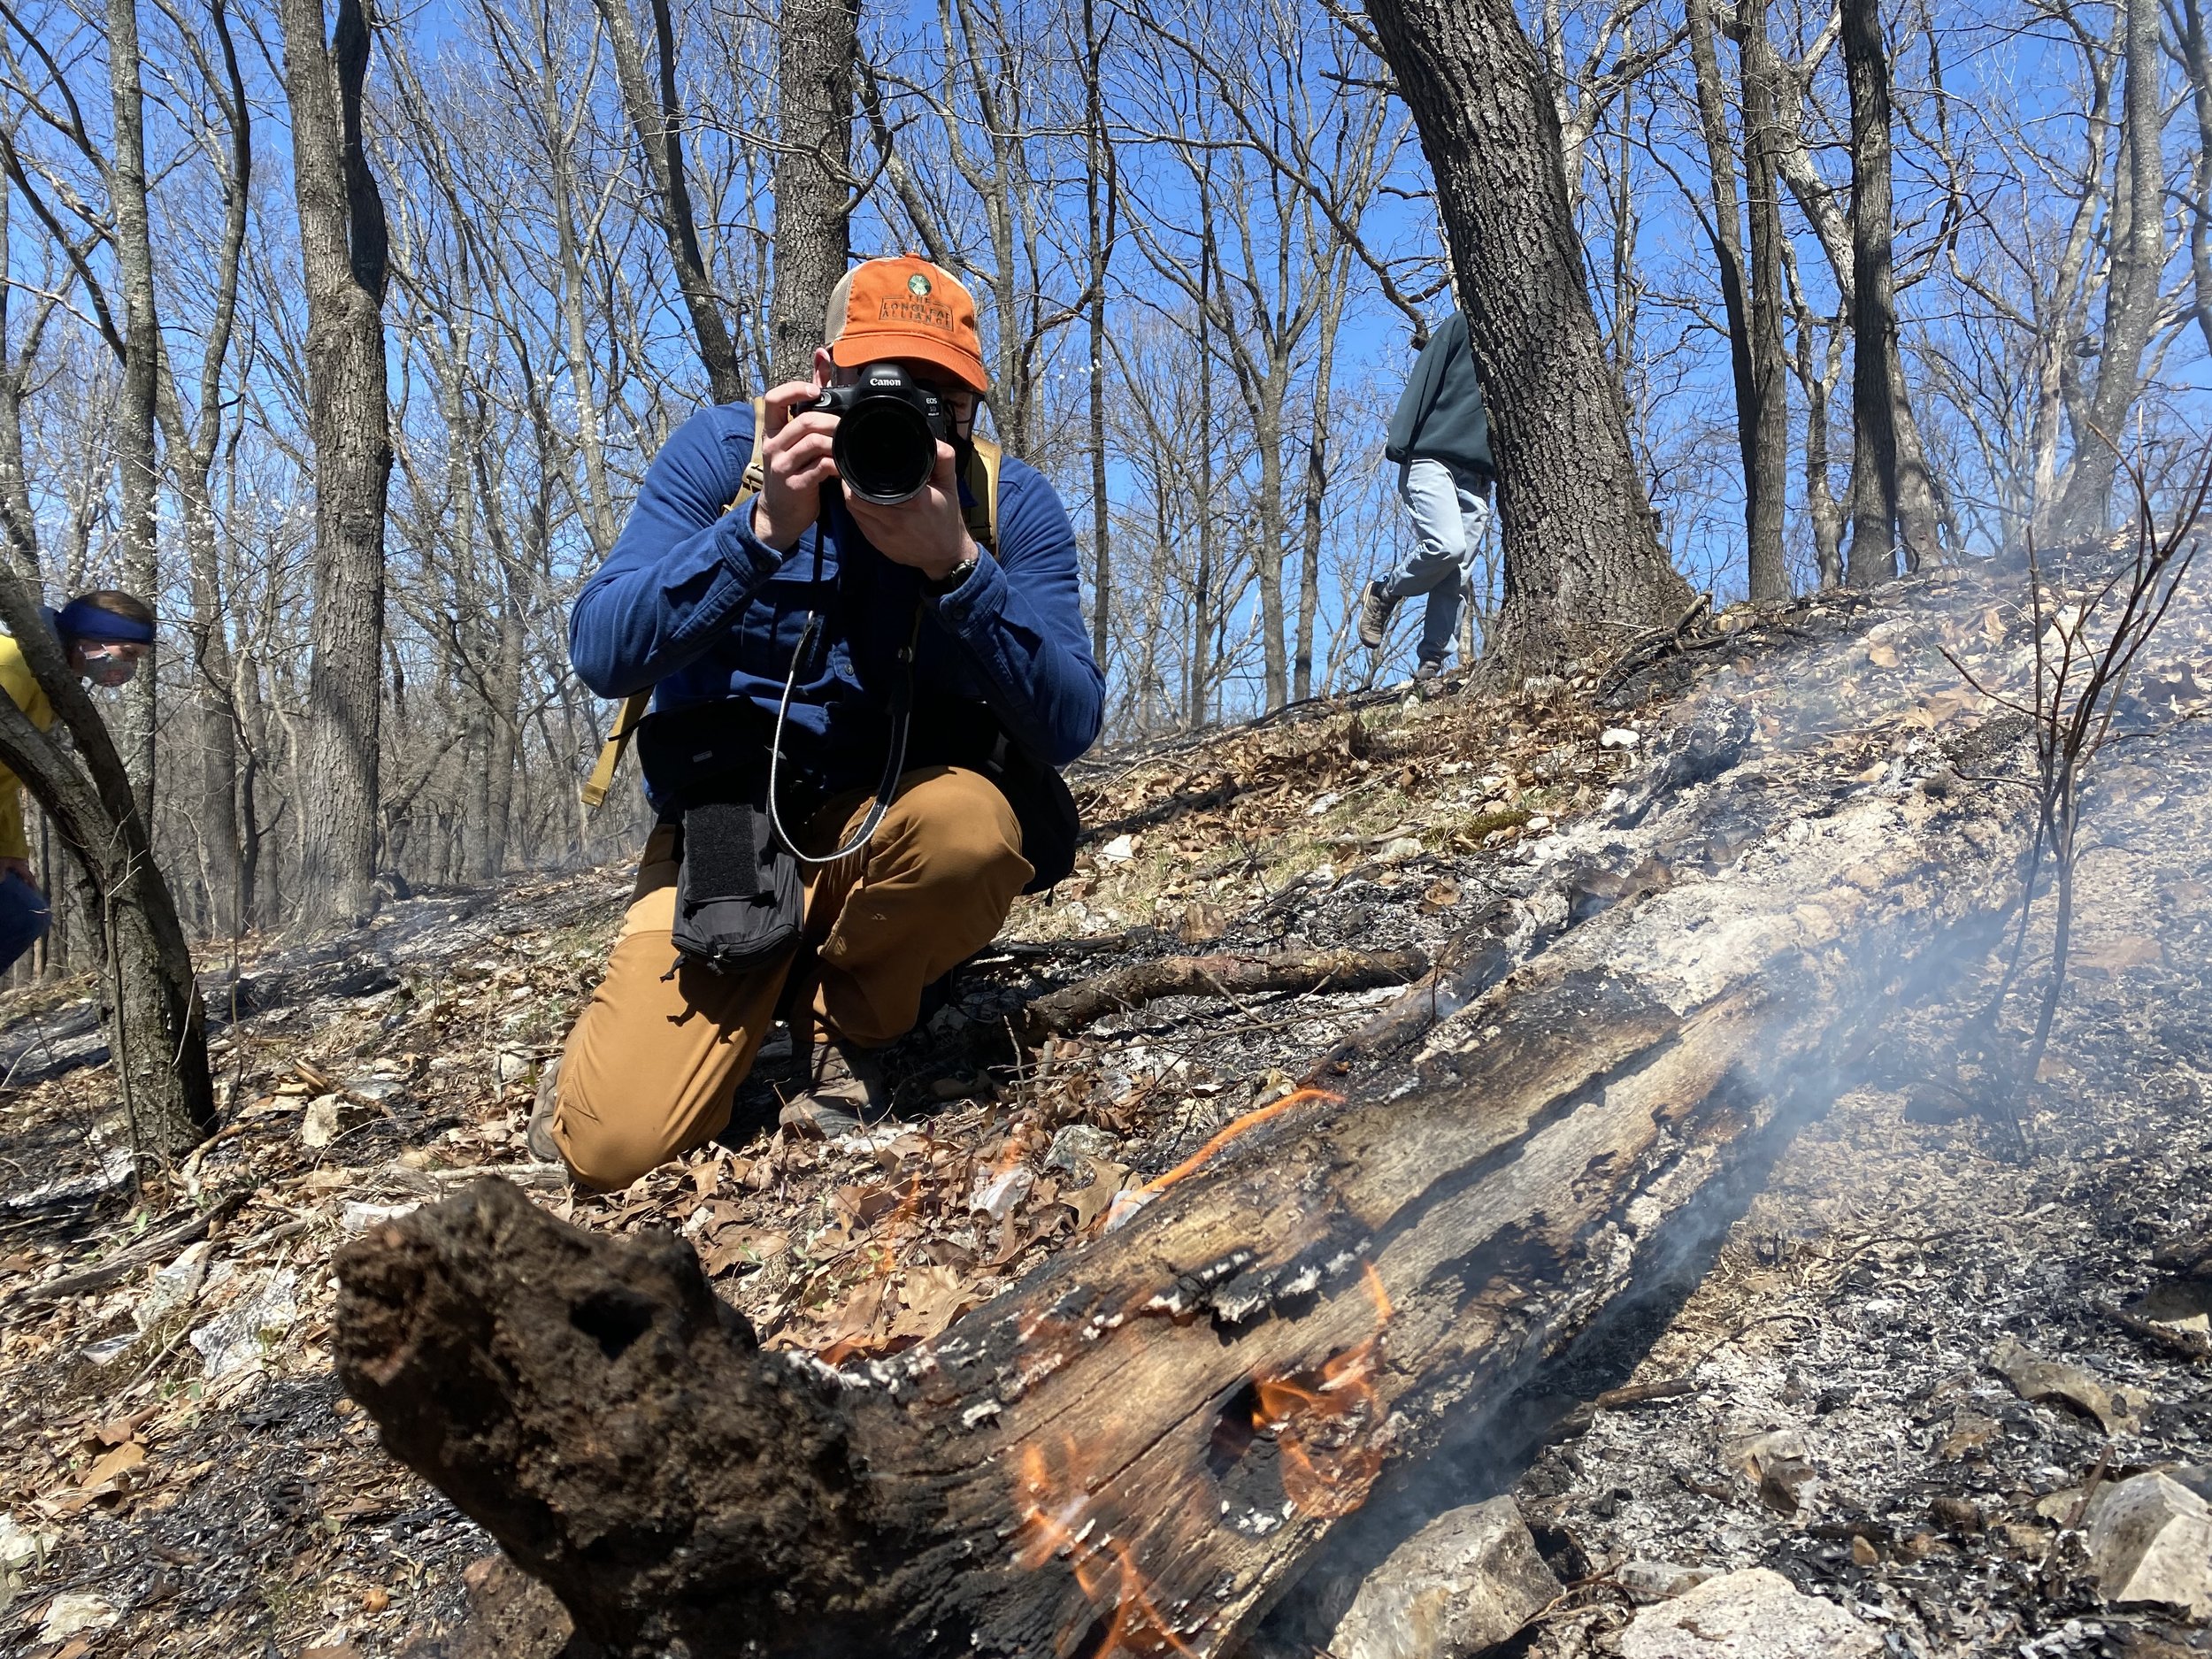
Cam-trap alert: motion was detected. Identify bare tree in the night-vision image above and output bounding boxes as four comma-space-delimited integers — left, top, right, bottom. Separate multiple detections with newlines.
592, 0, 744, 403
1362, 0, 1692, 675
2054, 0, 2173, 537
771, 0, 858, 383
280, 0, 394, 927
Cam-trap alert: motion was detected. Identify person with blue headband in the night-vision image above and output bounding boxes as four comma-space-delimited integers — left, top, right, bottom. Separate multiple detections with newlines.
0, 590, 155, 972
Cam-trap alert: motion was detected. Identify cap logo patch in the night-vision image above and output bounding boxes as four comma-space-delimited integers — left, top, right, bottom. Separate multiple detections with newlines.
876, 296, 955, 331
908, 272, 933, 296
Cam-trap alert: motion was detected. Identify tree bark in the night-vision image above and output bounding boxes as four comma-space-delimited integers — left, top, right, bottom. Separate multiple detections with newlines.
1083, 0, 1114, 670
769, 0, 857, 386
593, 0, 746, 404
1686, 0, 1786, 602
2052, 0, 2169, 540
339, 703, 2036, 1658
280, 0, 393, 930
0, 576, 213, 1157
1740, 0, 1790, 602
1772, 31, 1947, 565
104, 0, 162, 810
1362, 0, 1689, 677
1841, 0, 1908, 584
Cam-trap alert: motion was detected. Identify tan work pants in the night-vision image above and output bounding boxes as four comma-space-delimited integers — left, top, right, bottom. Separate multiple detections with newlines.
550, 766, 1030, 1189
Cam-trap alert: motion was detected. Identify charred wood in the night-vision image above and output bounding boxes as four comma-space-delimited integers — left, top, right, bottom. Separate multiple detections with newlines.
337, 733, 2037, 1659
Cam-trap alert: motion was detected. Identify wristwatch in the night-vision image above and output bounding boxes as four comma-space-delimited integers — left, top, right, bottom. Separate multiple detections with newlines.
926, 553, 980, 595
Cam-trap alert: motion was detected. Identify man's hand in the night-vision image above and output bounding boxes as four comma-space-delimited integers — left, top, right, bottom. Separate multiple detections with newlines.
749, 379, 841, 553
841, 441, 974, 582
0, 856, 36, 892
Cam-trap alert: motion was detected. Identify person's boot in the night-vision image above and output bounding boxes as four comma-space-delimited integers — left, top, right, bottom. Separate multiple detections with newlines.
1413, 656, 1445, 682
526, 1056, 563, 1164
778, 1037, 888, 1141
1357, 580, 1398, 650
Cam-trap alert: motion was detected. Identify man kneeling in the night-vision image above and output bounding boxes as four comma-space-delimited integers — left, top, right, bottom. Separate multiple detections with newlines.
541, 257, 1102, 1189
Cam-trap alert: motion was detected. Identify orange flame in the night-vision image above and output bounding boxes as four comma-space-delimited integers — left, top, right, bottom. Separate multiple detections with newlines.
1250, 1263, 1395, 1518
1106, 1088, 1343, 1229
1015, 1438, 1199, 1657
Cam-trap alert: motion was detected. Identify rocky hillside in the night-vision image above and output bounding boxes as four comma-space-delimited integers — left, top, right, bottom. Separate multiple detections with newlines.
2, 558, 2209, 1659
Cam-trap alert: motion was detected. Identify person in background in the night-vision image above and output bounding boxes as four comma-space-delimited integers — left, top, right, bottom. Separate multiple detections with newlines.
0, 591, 157, 972
1358, 310, 1495, 680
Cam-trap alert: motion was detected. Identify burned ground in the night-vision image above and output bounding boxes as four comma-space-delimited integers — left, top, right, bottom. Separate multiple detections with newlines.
2, 558, 2209, 1658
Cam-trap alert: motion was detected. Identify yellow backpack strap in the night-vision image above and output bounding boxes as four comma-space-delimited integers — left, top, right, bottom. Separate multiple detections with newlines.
963, 435, 1002, 555
581, 398, 769, 810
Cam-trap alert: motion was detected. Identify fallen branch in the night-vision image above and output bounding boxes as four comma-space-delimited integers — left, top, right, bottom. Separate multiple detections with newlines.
12, 1191, 245, 1305
1020, 946, 1429, 1041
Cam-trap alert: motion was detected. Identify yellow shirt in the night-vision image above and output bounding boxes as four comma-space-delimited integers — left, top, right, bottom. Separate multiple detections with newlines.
0, 634, 56, 862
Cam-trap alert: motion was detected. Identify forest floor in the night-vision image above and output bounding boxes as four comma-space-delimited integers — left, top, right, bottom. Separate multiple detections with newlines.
0, 558, 2208, 1659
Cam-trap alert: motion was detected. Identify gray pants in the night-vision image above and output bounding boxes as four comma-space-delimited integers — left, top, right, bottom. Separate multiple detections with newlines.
1384, 457, 1494, 664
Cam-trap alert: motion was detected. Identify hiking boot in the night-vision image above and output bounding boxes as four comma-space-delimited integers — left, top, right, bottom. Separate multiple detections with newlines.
1357, 580, 1397, 650
526, 1056, 563, 1163
1413, 657, 1445, 682
778, 1037, 888, 1141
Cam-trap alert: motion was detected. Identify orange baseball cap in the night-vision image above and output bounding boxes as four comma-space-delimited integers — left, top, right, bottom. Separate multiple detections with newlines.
825, 255, 989, 395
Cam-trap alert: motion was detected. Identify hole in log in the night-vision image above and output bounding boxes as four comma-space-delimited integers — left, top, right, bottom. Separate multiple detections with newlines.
570, 1287, 656, 1360
1209, 1380, 1263, 1478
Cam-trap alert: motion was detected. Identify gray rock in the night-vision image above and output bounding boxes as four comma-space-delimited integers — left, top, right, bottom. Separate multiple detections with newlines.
1617, 1569, 1879, 1659
1324, 1498, 1561, 1659
1044, 1123, 1123, 1175
2082, 1471, 2212, 1619
1617, 1559, 1720, 1602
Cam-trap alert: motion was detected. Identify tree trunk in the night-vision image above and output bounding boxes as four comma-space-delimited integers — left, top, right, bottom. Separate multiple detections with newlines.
1294, 264, 1347, 700
280, 0, 393, 930
338, 710, 2036, 1658
1772, 40, 1947, 565
1740, 0, 1790, 602
0, 579, 213, 1157
2052, 0, 2169, 540
1187, 211, 1216, 728
1684, 0, 1762, 585
592, 0, 745, 404
1842, 0, 1905, 584
1084, 0, 1113, 670
105, 0, 162, 810
2182, 0, 2212, 361
769, 0, 856, 386
1363, 0, 1689, 677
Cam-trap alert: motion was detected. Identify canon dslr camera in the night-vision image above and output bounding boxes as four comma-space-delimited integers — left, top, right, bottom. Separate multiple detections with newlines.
805, 362, 954, 507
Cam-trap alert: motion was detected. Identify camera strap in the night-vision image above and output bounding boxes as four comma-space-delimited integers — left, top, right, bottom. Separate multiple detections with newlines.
764, 506, 924, 866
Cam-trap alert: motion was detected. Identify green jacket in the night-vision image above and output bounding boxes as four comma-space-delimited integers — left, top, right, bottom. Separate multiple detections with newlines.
1385, 311, 1494, 480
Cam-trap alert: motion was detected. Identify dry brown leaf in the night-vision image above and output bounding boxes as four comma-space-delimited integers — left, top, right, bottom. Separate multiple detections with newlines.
81, 1441, 146, 1489
1866, 643, 1900, 668
1419, 879, 1462, 915
892, 1265, 976, 1341
1064, 1156, 1133, 1231
96, 1409, 155, 1447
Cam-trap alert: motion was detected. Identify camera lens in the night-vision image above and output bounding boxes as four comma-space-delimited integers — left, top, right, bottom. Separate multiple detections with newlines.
835, 398, 936, 505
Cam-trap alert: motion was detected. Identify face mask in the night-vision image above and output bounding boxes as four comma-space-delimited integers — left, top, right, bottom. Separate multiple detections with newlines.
77, 643, 142, 687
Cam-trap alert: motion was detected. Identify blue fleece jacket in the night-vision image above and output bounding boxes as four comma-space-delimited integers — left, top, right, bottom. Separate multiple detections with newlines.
571, 402, 1104, 805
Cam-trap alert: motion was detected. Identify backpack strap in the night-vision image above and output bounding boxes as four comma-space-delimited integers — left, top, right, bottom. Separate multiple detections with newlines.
582, 398, 767, 810
963, 435, 1002, 555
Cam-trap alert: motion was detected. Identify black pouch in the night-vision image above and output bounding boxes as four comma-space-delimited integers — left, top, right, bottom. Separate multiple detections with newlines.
668, 800, 803, 974
637, 703, 810, 976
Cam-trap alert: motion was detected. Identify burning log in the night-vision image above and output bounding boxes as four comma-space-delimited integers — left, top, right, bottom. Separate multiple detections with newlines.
336, 742, 2037, 1659
1020, 946, 1430, 1041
